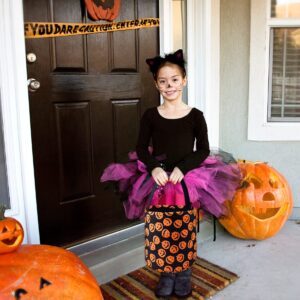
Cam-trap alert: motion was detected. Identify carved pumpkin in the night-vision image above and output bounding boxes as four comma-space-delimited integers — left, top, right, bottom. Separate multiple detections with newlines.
85, 0, 121, 21
0, 245, 103, 299
219, 161, 293, 240
0, 205, 24, 254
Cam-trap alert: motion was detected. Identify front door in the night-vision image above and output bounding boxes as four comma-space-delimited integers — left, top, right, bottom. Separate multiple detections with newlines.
23, 0, 159, 247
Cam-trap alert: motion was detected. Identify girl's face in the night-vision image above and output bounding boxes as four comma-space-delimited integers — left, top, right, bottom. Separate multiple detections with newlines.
155, 63, 187, 101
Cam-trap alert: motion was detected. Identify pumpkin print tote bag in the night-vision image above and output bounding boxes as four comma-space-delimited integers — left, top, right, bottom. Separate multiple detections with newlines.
144, 180, 197, 273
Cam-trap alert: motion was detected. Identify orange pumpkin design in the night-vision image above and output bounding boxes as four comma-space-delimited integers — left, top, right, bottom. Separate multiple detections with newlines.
188, 222, 194, 231
162, 229, 170, 238
183, 261, 190, 269
193, 252, 197, 259
155, 222, 163, 231
170, 245, 179, 254
176, 211, 184, 216
193, 218, 197, 227
174, 219, 183, 228
187, 251, 194, 260
156, 258, 165, 267
174, 266, 183, 272
162, 240, 170, 250
166, 255, 175, 264
188, 240, 194, 249
155, 212, 164, 220
150, 242, 156, 251
165, 212, 174, 217
146, 259, 152, 267
171, 232, 180, 241
180, 229, 189, 239
145, 239, 150, 247
194, 243, 197, 251
191, 232, 196, 241
153, 235, 160, 245
149, 223, 155, 232
163, 218, 172, 226
150, 253, 156, 262
176, 253, 184, 262
145, 228, 149, 237
164, 266, 173, 272
179, 241, 187, 250
183, 214, 190, 223
158, 248, 166, 258
145, 214, 150, 223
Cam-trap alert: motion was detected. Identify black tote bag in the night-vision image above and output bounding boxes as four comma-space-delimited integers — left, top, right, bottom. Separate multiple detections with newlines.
144, 179, 197, 273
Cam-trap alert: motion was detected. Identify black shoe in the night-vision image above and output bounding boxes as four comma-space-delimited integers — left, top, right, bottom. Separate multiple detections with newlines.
155, 272, 176, 298
174, 268, 192, 298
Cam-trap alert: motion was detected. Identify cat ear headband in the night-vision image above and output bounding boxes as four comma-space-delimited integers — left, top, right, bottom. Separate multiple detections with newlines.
146, 49, 186, 78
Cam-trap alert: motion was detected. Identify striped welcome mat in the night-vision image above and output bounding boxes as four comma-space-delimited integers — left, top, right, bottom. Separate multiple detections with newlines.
100, 257, 238, 299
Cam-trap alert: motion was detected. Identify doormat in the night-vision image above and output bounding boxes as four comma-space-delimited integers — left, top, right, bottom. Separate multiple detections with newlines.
100, 257, 239, 299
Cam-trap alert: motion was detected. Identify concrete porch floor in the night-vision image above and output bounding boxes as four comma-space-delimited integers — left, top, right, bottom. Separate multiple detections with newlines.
78, 220, 300, 300
199, 220, 300, 300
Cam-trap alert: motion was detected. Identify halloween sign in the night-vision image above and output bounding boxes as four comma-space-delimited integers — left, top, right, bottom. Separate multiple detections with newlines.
24, 18, 159, 39
84, 0, 121, 21
219, 161, 293, 240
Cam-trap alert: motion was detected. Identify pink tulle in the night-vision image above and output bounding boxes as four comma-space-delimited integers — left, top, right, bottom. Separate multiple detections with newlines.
100, 151, 242, 219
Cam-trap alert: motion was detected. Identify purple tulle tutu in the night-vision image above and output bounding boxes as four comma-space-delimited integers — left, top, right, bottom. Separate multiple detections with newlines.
100, 148, 242, 220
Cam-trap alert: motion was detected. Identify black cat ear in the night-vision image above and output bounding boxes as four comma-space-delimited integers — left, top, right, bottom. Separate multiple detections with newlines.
146, 58, 155, 66
174, 49, 184, 61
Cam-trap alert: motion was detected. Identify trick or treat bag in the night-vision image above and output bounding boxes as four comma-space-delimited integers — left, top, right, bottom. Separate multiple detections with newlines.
144, 180, 197, 273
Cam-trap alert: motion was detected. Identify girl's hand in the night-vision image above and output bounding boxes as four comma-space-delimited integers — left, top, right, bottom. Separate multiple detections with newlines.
169, 167, 184, 184
151, 167, 169, 186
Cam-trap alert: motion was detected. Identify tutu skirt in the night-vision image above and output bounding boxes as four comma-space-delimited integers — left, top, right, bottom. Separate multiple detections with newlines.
100, 149, 242, 220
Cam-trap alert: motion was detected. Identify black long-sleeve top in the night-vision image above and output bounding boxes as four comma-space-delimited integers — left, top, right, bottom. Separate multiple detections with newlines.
136, 107, 210, 175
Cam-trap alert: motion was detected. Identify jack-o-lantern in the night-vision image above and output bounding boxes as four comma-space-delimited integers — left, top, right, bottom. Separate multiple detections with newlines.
219, 161, 293, 240
0, 245, 103, 299
84, 0, 121, 21
0, 205, 24, 254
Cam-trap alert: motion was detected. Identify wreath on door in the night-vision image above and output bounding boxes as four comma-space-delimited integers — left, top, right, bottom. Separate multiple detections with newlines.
84, 0, 121, 21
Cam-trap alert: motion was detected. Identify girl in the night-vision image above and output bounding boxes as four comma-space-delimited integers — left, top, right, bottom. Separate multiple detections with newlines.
100, 49, 241, 298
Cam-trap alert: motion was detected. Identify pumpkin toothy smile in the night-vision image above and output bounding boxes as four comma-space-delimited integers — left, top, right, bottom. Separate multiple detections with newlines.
237, 206, 281, 220
2, 236, 18, 246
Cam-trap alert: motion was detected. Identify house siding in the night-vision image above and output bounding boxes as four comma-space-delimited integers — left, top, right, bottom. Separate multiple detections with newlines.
220, 0, 300, 210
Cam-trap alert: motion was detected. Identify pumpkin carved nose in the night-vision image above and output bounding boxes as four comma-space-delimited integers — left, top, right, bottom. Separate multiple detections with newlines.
263, 192, 275, 201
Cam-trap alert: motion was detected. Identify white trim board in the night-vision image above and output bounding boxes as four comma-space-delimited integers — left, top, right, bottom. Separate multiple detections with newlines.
160, 0, 220, 148
184, 0, 220, 148
0, 0, 40, 243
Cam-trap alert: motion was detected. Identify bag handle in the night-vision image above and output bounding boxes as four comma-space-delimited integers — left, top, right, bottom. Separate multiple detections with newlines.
149, 179, 192, 209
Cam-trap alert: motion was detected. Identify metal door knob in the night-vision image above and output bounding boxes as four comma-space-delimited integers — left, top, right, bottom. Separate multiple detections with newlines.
27, 78, 40, 92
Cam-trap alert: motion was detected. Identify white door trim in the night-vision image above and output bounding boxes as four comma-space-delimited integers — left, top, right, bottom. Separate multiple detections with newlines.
160, 0, 220, 148
0, 0, 40, 243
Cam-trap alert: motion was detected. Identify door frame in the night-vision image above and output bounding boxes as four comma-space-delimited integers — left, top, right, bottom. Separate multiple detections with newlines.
0, 0, 40, 243
0, 0, 220, 245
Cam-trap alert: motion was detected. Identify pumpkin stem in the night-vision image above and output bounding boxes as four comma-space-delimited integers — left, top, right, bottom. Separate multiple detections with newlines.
0, 204, 6, 220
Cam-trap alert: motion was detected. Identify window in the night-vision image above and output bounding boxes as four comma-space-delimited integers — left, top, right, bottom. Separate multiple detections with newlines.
268, 0, 300, 121
248, 0, 300, 140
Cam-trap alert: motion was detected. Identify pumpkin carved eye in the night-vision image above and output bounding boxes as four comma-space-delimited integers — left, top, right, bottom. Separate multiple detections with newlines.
13, 278, 52, 300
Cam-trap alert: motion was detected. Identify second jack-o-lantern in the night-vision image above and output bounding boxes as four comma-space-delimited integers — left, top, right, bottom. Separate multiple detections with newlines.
219, 161, 293, 240
0, 245, 103, 299
0, 205, 24, 254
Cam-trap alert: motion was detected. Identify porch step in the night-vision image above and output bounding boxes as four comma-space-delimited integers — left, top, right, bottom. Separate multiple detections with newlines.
70, 220, 223, 284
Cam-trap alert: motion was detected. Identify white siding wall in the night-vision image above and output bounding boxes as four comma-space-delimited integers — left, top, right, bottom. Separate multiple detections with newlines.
220, 0, 300, 215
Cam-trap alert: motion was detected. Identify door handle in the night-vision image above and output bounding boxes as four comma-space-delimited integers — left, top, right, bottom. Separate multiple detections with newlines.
27, 78, 40, 92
